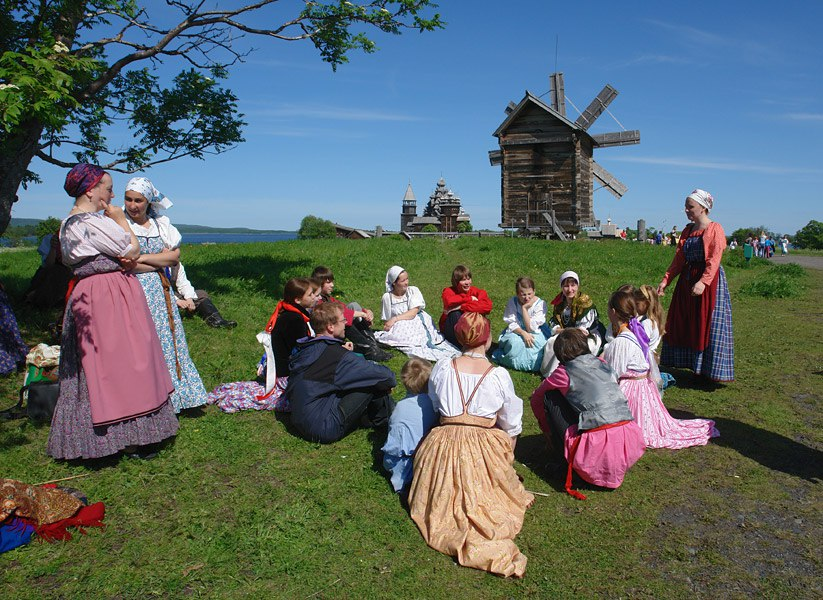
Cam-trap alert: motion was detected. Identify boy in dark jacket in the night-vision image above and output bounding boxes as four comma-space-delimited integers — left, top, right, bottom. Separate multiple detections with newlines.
286, 302, 395, 443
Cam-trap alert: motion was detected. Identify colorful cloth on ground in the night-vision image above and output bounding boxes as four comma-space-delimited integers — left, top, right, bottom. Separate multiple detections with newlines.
375, 286, 459, 362
409, 361, 533, 578
207, 379, 289, 413
660, 222, 734, 381
133, 232, 208, 412
1, 479, 105, 544
0, 286, 28, 376
381, 393, 437, 492
605, 330, 719, 449
47, 253, 178, 460
0, 519, 34, 553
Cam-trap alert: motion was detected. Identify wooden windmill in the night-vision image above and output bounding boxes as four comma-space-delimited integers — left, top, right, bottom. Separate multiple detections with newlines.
489, 72, 639, 238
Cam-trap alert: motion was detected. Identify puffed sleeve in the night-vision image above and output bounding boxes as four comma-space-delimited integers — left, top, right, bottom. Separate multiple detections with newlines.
175, 264, 198, 300
407, 286, 426, 310
493, 368, 523, 436
62, 214, 133, 263
577, 306, 597, 329
502, 297, 520, 332
155, 215, 182, 249
530, 298, 548, 331
700, 222, 726, 286
380, 292, 392, 321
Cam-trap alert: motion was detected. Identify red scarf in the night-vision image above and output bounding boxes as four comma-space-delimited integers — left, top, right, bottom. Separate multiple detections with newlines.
264, 300, 309, 334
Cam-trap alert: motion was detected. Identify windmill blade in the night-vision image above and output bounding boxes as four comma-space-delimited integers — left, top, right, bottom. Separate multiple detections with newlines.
575, 85, 618, 130
592, 161, 628, 198
504, 101, 517, 115
489, 150, 502, 166
592, 130, 640, 147
549, 72, 566, 116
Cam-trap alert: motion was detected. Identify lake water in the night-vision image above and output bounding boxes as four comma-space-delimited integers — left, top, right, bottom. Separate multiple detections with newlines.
180, 232, 298, 244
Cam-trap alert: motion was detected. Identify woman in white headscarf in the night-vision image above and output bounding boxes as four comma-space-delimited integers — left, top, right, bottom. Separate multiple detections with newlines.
124, 176, 208, 412
656, 189, 734, 382
373, 266, 459, 362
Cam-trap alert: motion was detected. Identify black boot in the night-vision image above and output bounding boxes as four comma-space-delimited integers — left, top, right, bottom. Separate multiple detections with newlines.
346, 324, 392, 362
196, 298, 237, 328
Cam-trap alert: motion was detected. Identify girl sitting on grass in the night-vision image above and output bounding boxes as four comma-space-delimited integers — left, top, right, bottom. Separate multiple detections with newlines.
540, 271, 606, 377
207, 277, 318, 413
374, 266, 459, 362
492, 276, 549, 372
439, 264, 493, 347
603, 288, 719, 450
531, 328, 645, 498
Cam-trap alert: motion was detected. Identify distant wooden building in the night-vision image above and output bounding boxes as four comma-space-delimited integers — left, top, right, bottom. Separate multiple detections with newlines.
400, 178, 471, 233
489, 73, 639, 238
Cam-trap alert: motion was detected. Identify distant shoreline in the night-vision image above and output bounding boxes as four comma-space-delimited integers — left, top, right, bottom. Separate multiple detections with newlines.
8, 216, 295, 235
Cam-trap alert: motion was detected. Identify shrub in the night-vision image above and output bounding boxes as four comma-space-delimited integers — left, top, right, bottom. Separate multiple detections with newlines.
298, 215, 336, 239
457, 221, 473, 233
421, 224, 438, 233
739, 263, 807, 298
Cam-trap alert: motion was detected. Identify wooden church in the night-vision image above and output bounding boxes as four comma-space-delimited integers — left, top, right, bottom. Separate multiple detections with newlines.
489, 73, 639, 238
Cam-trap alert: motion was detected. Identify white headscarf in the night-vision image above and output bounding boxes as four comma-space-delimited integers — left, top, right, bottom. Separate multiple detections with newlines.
126, 177, 173, 213
687, 189, 713, 212
559, 270, 579, 287
385, 265, 405, 293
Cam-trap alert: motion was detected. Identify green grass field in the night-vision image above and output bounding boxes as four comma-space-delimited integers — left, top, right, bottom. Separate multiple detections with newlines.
1, 238, 820, 598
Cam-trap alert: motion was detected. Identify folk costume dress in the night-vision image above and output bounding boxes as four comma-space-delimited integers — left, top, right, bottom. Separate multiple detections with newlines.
409, 359, 533, 578
540, 292, 606, 377
604, 324, 719, 450
660, 222, 734, 381
0, 284, 28, 376
492, 296, 549, 373
374, 286, 459, 362
530, 355, 645, 494
127, 214, 208, 412
47, 213, 178, 460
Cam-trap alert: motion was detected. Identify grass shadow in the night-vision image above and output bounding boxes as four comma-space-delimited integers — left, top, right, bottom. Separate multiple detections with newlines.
515, 433, 568, 493
664, 368, 728, 392
710, 417, 822, 482
182, 252, 314, 297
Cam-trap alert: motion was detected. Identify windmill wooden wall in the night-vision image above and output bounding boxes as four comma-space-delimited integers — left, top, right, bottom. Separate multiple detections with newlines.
491, 75, 639, 237
494, 98, 596, 234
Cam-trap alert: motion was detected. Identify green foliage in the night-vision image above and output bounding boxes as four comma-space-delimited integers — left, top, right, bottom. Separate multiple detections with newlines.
793, 220, 823, 249
456, 220, 473, 233
34, 216, 61, 240
298, 215, 336, 239
729, 225, 770, 243
421, 224, 438, 233
739, 263, 807, 298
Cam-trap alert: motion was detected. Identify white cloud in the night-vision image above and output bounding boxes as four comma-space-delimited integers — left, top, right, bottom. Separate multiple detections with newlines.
782, 113, 823, 122
609, 155, 823, 176
245, 103, 426, 122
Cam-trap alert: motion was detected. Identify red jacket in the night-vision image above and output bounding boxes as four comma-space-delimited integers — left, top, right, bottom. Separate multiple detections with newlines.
439, 285, 493, 329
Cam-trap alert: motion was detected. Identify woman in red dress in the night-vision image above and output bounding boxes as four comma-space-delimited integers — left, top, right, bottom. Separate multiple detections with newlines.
656, 189, 734, 382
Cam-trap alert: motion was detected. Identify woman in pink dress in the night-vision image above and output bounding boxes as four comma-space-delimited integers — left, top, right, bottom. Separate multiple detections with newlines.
47, 164, 178, 460
603, 288, 718, 450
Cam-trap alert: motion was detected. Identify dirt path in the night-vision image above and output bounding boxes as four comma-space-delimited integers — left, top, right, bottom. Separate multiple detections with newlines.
769, 254, 823, 270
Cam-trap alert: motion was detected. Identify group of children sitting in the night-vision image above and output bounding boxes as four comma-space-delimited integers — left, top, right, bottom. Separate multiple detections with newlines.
210, 264, 718, 495
204, 263, 721, 578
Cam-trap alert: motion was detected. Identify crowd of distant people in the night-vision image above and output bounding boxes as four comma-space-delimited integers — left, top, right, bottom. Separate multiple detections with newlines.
1, 169, 736, 578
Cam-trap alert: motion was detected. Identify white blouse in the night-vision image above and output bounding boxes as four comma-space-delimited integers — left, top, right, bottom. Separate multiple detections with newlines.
125, 213, 182, 249
381, 285, 426, 321
502, 296, 547, 333
428, 359, 523, 436
642, 317, 661, 354
60, 213, 133, 265
602, 330, 650, 377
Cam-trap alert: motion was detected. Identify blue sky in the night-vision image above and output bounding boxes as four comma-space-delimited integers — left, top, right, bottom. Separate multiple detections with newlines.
13, 1, 822, 236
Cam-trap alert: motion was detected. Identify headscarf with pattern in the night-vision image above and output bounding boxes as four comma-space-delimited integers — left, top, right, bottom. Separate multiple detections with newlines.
64, 164, 105, 198
687, 189, 713, 212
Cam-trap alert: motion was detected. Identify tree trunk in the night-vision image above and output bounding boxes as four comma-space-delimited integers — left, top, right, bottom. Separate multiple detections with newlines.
0, 119, 45, 236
